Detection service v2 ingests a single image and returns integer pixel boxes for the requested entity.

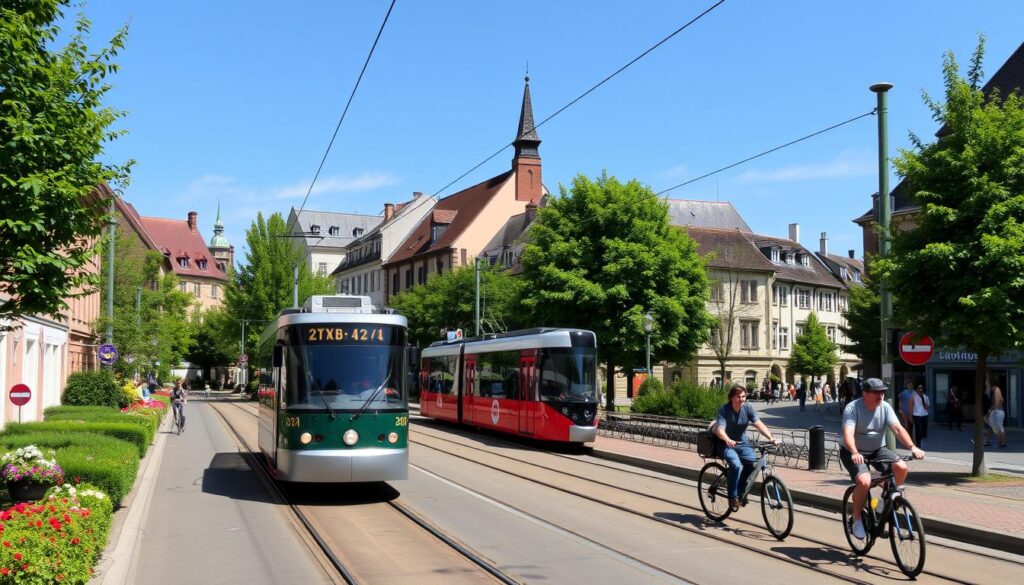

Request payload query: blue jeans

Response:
[721,441,757,499]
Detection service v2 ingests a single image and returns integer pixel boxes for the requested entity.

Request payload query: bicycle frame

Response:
[738,450,772,501]
[865,474,911,539]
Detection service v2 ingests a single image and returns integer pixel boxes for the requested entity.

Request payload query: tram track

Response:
[410,419,1022,584]
[211,399,514,585]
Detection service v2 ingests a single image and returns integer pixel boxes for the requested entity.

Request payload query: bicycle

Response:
[841,455,925,578]
[698,441,794,540]
[172,402,185,435]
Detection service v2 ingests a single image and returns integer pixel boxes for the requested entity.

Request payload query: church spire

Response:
[513,74,541,159]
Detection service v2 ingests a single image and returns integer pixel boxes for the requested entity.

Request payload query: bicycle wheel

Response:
[889,495,926,578]
[698,461,732,521]
[760,475,794,540]
[842,485,876,555]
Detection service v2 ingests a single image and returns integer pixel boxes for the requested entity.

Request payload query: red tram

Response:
[419,328,599,443]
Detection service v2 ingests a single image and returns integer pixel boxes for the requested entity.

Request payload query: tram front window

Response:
[284,325,406,410]
[538,348,597,402]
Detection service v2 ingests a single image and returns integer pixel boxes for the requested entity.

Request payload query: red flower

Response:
[49,518,61,530]
[1,541,8,547]
[35,520,43,528]
[13,552,22,561]
[21,563,28,571]
[70,537,80,545]
[0,568,8,575]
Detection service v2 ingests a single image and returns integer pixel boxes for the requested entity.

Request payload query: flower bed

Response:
[0,447,64,486]
[0,483,113,584]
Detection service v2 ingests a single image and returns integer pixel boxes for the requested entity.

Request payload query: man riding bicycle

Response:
[840,378,924,539]
[713,383,779,511]
[172,381,188,433]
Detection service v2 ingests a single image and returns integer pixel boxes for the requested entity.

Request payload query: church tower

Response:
[208,201,234,273]
[512,75,543,203]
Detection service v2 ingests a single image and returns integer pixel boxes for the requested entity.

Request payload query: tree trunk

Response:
[606,361,616,411]
[626,370,635,403]
[972,351,988,476]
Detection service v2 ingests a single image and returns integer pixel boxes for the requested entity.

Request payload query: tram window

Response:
[428,356,455,395]
[538,348,598,402]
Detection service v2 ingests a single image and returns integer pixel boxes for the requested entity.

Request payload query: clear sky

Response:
[81,1,1022,262]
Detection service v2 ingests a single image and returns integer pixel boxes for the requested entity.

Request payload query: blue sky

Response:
[81,1,1022,261]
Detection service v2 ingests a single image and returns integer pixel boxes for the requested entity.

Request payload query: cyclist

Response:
[712,383,779,511]
[172,380,188,433]
[840,377,924,539]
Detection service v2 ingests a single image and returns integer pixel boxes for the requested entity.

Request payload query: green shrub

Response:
[1,422,149,457]
[636,377,665,397]
[62,370,121,408]
[0,433,139,506]
[630,387,677,415]
[44,409,157,446]
[675,380,727,419]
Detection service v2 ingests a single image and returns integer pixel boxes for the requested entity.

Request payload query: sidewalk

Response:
[591,433,1024,555]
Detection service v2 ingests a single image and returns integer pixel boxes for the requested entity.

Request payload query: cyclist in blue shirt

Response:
[713,383,778,511]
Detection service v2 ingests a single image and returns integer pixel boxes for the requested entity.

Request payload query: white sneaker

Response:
[851,519,866,540]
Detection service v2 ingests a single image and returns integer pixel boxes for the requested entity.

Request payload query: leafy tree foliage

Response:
[185,326,235,383]
[219,212,335,362]
[0,1,132,322]
[839,275,881,367]
[96,229,193,381]
[874,38,1024,474]
[390,264,525,347]
[520,172,713,407]
[788,312,838,381]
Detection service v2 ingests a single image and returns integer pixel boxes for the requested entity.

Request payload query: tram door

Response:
[463,356,475,424]
[519,354,537,435]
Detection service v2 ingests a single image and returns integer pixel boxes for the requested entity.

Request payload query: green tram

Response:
[256,295,409,482]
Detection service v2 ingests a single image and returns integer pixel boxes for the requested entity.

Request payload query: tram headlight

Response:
[343,429,359,446]
[387,432,399,444]
[299,432,313,445]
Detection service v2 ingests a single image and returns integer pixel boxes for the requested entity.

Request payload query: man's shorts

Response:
[989,410,1006,434]
[839,446,899,481]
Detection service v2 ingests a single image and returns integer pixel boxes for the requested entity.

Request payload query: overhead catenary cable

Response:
[656,109,877,195]
[431,0,727,198]
[286,0,397,258]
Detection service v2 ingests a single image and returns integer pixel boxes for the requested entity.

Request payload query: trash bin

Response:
[808,425,826,470]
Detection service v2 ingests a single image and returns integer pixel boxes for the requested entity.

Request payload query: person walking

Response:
[797,380,807,411]
[989,384,1008,448]
[899,381,915,439]
[946,385,963,431]
[912,384,930,448]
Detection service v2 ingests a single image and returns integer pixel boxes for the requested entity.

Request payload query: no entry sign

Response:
[899,332,935,366]
[9,383,31,407]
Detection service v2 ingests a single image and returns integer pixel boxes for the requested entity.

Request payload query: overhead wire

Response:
[430,0,727,199]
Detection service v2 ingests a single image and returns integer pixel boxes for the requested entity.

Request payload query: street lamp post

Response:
[643,311,654,377]
[871,81,895,449]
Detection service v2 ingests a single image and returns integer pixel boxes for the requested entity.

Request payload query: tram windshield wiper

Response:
[352,373,390,421]
[302,355,336,420]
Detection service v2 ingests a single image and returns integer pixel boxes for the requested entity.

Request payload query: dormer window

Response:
[430,224,448,244]
[800,254,810,267]
[352,227,364,238]
[329,226,339,236]
[197,259,207,271]
[310,225,321,235]
[839,267,848,280]
[770,248,780,263]
[785,252,795,265]
[178,257,189,269]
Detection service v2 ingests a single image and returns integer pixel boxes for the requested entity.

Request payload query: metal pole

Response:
[646,333,651,375]
[871,81,894,448]
[106,197,116,345]
[475,258,481,336]
[240,320,246,390]
[293,264,299,308]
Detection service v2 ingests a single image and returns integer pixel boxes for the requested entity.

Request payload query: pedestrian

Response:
[788,382,796,401]
[912,384,930,448]
[899,381,915,438]
[772,382,781,404]
[797,380,807,411]
[204,382,211,399]
[988,384,1008,448]
[946,385,963,431]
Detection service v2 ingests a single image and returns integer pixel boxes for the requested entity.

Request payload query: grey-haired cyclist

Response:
[840,378,924,539]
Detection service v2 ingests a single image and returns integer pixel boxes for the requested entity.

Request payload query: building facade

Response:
[137,210,229,312]
[286,209,383,277]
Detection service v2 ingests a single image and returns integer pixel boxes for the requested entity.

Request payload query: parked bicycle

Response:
[697,441,794,540]
[842,455,926,578]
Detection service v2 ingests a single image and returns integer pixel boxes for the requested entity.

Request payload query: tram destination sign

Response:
[899,332,934,366]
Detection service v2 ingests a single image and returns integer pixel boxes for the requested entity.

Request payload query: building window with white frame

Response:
[826,326,837,343]
[800,254,810,267]
[819,292,834,312]
[796,288,811,309]
[779,286,789,307]
[740,280,758,304]
[709,281,722,303]
[740,320,760,349]
[770,248,780,263]
[795,322,805,337]
[779,325,789,350]
[838,295,848,311]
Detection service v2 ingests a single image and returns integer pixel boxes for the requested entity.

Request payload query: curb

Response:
[89,413,171,584]
[591,448,1024,556]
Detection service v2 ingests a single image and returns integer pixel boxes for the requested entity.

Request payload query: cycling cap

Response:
[863,378,887,392]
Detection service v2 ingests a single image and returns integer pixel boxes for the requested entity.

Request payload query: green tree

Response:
[185,326,234,385]
[390,264,525,347]
[875,38,1024,475]
[789,312,838,383]
[520,172,714,408]
[221,212,335,362]
[839,275,881,368]
[0,1,132,323]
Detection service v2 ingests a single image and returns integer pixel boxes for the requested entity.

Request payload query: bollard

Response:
[808,425,826,470]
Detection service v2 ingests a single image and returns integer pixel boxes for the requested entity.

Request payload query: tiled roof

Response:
[432,209,458,224]
[138,215,228,281]
[385,170,513,265]
[751,234,844,288]
[115,197,162,253]
[289,210,383,249]
[818,252,866,286]
[667,200,752,232]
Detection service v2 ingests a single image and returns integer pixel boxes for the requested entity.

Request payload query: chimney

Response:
[819,232,828,255]
[187,211,198,233]
[872,193,879,221]
[413,191,422,199]
[525,201,538,225]
[788,223,799,243]
[848,249,855,259]
[384,203,394,221]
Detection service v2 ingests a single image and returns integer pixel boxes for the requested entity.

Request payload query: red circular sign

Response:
[899,332,935,366]
[9,383,31,407]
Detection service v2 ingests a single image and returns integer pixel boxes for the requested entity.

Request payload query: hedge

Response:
[0,432,139,506]
[61,370,123,408]
[43,406,159,445]
[0,422,149,458]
